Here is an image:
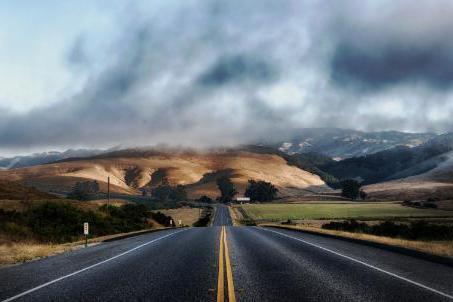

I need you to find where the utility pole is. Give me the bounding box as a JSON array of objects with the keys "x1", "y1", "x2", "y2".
[{"x1": 107, "y1": 176, "x2": 110, "y2": 207}]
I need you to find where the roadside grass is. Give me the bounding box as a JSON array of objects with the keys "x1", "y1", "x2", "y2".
[
  {"x1": 228, "y1": 206, "x2": 242, "y2": 226},
  {"x1": 263, "y1": 224, "x2": 453, "y2": 258},
  {"x1": 239, "y1": 202, "x2": 453, "y2": 222},
  {"x1": 0, "y1": 227, "x2": 170, "y2": 266},
  {"x1": 0, "y1": 240, "x2": 72, "y2": 265},
  {"x1": 0, "y1": 201, "x2": 176, "y2": 266}
]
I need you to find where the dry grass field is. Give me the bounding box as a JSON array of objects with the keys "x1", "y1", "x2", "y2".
[
  {"x1": 365, "y1": 180, "x2": 453, "y2": 201},
  {"x1": 0, "y1": 180, "x2": 59, "y2": 200},
  {"x1": 365, "y1": 153, "x2": 453, "y2": 201},
  {"x1": 159, "y1": 207, "x2": 201, "y2": 226},
  {"x1": 0, "y1": 237, "x2": 73, "y2": 266}
]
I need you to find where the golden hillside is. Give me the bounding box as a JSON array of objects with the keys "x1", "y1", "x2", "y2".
[{"x1": 0, "y1": 149, "x2": 330, "y2": 198}]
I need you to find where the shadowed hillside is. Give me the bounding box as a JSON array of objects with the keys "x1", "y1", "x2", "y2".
[
  {"x1": 0, "y1": 148, "x2": 330, "y2": 199},
  {"x1": 0, "y1": 180, "x2": 59, "y2": 200},
  {"x1": 365, "y1": 151, "x2": 453, "y2": 201}
]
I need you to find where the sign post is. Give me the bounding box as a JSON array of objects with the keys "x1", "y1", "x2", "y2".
[
  {"x1": 107, "y1": 176, "x2": 110, "y2": 207},
  {"x1": 83, "y1": 222, "x2": 89, "y2": 247}
]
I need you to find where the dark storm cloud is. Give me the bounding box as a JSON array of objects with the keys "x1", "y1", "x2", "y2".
[
  {"x1": 328, "y1": 0, "x2": 453, "y2": 91},
  {"x1": 198, "y1": 55, "x2": 277, "y2": 86},
  {"x1": 330, "y1": 33, "x2": 453, "y2": 90},
  {"x1": 2, "y1": 0, "x2": 453, "y2": 155}
]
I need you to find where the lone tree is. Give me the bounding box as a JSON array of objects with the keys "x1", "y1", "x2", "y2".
[
  {"x1": 359, "y1": 189, "x2": 368, "y2": 200},
  {"x1": 216, "y1": 176, "x2": 237, "y2": 203},
  {"x1": 341, "y1": 179, "x2": 362, "y2": 200},
  {"x1": 244, "y1": 180, "x2": 278, "y2": 202}
]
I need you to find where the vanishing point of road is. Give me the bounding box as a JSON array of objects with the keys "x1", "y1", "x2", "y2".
[{"x1": 1, "y1": 204, "x2": 453, "y2": 302}]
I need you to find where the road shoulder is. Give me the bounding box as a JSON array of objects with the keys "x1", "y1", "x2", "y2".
[
  {"x1": 0, "y1": 227, "x2": 175, "y2": 268},
  {"x1": 262, "y1": 224, "x2": 453, "y2": 267}
]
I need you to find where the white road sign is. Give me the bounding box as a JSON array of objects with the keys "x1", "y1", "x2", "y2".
[
  {"x1": 236, "y1": 197, "x2": 250, "y2": 202},
  {"x1": 84, "y1": 222, "x2": 89, "y2": 235}
]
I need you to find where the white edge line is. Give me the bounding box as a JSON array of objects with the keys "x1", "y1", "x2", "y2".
[
  {"x1": 2, "y1": 229, "x2": 187, "y2": 302},
  {"x1": 260, "y1": 227, "x2": 453, "y2": 300}
]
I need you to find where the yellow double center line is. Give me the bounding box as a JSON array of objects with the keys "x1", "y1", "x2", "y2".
[{"x1": 217, "y1": 226, "x2": 236, "y2": 302}]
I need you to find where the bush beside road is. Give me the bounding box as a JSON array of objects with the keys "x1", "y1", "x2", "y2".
[{"x1": 0, "y1": 201, "x2": 177, "y2": 266}]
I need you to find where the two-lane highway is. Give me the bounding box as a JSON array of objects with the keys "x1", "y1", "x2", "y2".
[
  {"x1": 212, "y1": 205, "x2": 233, "y2": 226},
  {"x1": 1, "y1": 204, "x2": 453, "y2": 301}
]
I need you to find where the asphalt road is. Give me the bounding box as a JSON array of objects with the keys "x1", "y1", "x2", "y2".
[
  {"x1": 1, "y1": 206, "x2": 452, "y2": 302},
  {"x1": 212, "y1": 204, "x2": 233, "y2": 226}
]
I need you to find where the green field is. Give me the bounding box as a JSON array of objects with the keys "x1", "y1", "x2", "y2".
[{"x1": 240, "y1": 203, "x2": 453, "y2": 221}]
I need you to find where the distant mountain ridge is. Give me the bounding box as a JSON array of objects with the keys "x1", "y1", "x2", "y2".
[
  {"x1": 0, "y1": 128, "x2": 440, "y2": 170},
  {"x1": 0, "y1": 149, "x2": 105, "y2": 170},
  {"x1": 319, "y1": 139, "x2": 453, "y2": 185},
  {"x1": 272, "y1": 128, "x2": 436, "y2": 159}
]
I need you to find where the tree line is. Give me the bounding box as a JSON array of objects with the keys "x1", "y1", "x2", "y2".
[{"x1": 216, "y1": 176, "x2": 279, "y2": 203}]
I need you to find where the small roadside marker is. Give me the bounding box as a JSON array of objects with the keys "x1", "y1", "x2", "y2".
[{"x1": 83, "y1": 222, "x2": 89, "y2": 247}]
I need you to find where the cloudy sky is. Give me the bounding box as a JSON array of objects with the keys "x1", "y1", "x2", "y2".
[{"x1": 1, "y1": 0, "x2": 453, "y2": 155}]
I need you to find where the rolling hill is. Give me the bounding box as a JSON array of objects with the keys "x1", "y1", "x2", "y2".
[
  {"x1": 319, "y1": 141, "x2": 452, "y2": 185},
  {"x1": 339, "y1": 134, "x2": 453, "y2": 201},
  {"x1": 0, "y1": 180, "x2": 59, "y2": 201},
  {"x1": 0, "y1": 148, "x2": 330, "y2": 199},
  {"x1": 365, "y1": 151, "x2": 453, "y2": 201}
]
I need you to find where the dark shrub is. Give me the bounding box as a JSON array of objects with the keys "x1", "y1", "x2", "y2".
[
  {"x1": 322, "y1": 219, "x2": 453, "y2": 241},
  {"x1": 370, "y1": 221, "x2": 406, "y2": 238},
  {"x1": 198, "y1": 195, "x2": 213, "y2": 204},
  {"x1": 1, "y1": 202, "x2": 153, "y2": 244},
  {"x1": 423, "y1": 202, "x2": 438, "y2": 209},
  {"x1": 150, "y1": 211, "x2": 174, "y2": 227},
  {"x1": 282, "y1": 219, "x2": 294, "y2": 225},
  {"x1": 26, "y1": 202, "x2": 86, "y2": 243},
  {"x1": 193, "y1": 207, "x2": 213, "y2": 227},
  {"x1": 216, "y1": 176, "x2": 237, "y2": 203},
  {"x1": 341, "y1": 180, "x2": 361, "y2": 200},
  {"x1": 245, "y1": 180, "x2": 278, "y2": 202}
]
